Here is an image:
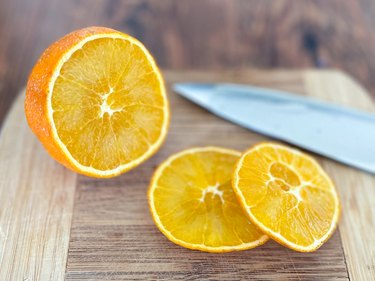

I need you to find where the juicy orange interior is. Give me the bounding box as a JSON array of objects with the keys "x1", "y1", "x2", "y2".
[
  {"x1": 237, "y1": 145, "x2": 337, "y2": 247},
  {"x1": 152, "y1": 149, "x2": 265, "y2": 248},
  {"x1": 51, "y1": 37, "x2": 165, "y2": 171}
]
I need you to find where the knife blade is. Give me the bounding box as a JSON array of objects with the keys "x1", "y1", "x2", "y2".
[{"x1": 173, "y1": 83, "x2": 375, "y2": 174}]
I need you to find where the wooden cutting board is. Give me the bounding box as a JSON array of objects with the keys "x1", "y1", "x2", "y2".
[{"x1": 0, "y1": 70, "x2": 374, "y2": 280}]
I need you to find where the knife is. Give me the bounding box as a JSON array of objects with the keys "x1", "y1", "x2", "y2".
[{"x1": 173, "y1": 83, "x2": 375, "y2": 174}]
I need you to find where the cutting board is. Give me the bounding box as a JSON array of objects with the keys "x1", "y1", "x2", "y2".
[{"x1": 0, "y1": 70, "x2": 374, "y2": 280}]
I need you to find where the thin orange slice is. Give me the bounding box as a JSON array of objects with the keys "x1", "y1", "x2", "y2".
[
  {"x1": 25, "y1": 27, "x2": 169, "y2": 177},
  {"x1": 148, "y1": 147, "x2": 268, "y2": 253},
  {"x1": 232, "y1": 143, "x2": 340, "y2": 252}
]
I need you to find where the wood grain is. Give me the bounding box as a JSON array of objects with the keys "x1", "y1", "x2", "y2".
[
  {"x1": 66, "y1": 182, "x2": 346, "y2": 280},
  {"x1": 304, "y1": 71, "x2": 375, "y2": 281},
  {"x1": 2, "y1": 0, "x2": 375, "y2": 129},
  {"x1": 65, "y1": 70, "x2": 359, "y2": 281},
  {"x1": 0, "y1": 95, "x2": 77, "y2": 280}
]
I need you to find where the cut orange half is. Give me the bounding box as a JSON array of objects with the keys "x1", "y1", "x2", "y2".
[
  {"x1": 25, "y1": 27, "x2": 169, "y2": 178},
  {"x1": 148, "y1": 147, "x2": 268, "y2": 253},
  {"x1": 232, "y1": 143, "x2": 340, "y2": 252}
]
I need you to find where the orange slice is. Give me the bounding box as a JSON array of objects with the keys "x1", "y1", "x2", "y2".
[
  {"x1": 25, "y1": 27, "x2": 169, "y2": 178},
  {"x1": 232, "y1": 143, "x2": 340, "y2": 252},
  {"x1": 148, "y1": 147, "x2": 268, "y2": 253}
]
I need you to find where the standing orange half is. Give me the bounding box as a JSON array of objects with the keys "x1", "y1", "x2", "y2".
[
  {"x1": 25, "y1": 27, "x2": 169, "y2": 178},
  {"x1": 232, "y1": 143, "x2": 340, "y2": 252}
]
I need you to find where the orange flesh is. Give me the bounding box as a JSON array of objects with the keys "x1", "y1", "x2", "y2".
[
  {"x1": 233, "y1": 143, "x2": 340, "y2": 251},
  {"x1": 51, "y1": 37, "x2": 166, "y2": 171},
  {"x1": 149, "y1": 148, "x2": 268, "y2": 252}
]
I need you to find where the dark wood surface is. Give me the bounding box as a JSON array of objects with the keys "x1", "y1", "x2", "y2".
[
  {"x1": 1, "y1": 0, "x2": 375, "y2": 125},
  {"x1": 66, "y1": 70, "x2": 349, "y2": 280}
]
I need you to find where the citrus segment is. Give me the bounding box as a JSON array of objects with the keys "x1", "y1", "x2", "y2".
[
  {"x1": 232, "y1": 143, "x2": 340, "y2": 252},
  {"x1": 148, "y1": 147, "x2": 268, "y2": 252},
  {"x1": 25, "y1": 27, "x2": 169, "y2": 177}
]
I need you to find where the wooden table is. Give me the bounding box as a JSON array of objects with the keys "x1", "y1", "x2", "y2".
[
  {"x1": 0, "y1": 69, "x2": 374, "y2": 280},
  {"x1": 1, "y1": 0, "x2": 375, "y2": 126}
]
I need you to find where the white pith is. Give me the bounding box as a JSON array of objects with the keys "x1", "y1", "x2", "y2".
[{"x1": 199, "y1": 183, "x2": 224, "y2": 204}]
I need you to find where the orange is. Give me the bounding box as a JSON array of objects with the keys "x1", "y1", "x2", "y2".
[
  {"x1": 25, "y1": 27, "x2": 169, "y2": 178},
  {"x1": 148, "y1": 147, "x2": 268, "y2": 253},
  {"x1": 232, "y1": 143, "x2": 340, "y2": 252}
]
